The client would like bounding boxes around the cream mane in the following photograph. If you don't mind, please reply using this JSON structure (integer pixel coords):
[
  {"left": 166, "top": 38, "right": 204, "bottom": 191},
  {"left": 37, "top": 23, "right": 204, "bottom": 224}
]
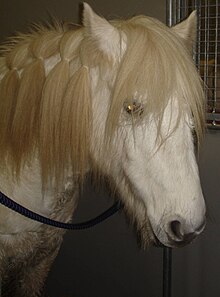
[{"left": 0, "top": 14, "right": 205, "bottom": 186}]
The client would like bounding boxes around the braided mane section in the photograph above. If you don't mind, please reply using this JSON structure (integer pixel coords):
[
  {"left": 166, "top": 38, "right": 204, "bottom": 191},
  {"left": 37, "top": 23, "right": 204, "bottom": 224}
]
[{"left": 0, "top": 24, "right": 92, "bottom": 186}]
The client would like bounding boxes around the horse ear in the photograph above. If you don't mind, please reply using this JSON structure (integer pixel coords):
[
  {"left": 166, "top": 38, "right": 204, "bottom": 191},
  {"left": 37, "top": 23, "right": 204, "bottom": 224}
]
[
  {"left": 172, "top": 11, "right": 197, "bottom": 52},
  {"left": 83, "top": 2, "right": 120, "bottom": 58}
]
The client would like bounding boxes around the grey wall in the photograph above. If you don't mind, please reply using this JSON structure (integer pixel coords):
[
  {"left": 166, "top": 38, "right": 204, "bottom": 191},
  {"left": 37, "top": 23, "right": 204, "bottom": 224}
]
[
  {"left": 0, "top": 1, "right": 220, "bottom": 297},
  {"left": 0, "top": 0, "right": 165, "bottom": 41}
]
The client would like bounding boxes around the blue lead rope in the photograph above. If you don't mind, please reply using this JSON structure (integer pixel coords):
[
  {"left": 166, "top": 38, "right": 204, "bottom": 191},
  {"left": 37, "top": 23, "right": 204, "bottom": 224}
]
[{"left": 0, "top": 191, "right": 122, "bottom": 230}]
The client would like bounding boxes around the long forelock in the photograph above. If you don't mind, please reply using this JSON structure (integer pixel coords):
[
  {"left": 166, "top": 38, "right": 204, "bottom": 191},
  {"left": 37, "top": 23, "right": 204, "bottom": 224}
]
[{"left": 106, "top": 16, "right": 205, "bottom": 145}]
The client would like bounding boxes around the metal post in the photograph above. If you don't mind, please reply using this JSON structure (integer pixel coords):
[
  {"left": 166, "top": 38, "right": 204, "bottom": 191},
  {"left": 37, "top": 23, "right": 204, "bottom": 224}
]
[
  {"left": 165, "top": 4, "right": 174, "bottom": 293},
  {"left": 163, "top": 247, "right": 172, "bottom": 297},
  {"left": 166, "top": 0, "right": 173, "bottom": 26}
]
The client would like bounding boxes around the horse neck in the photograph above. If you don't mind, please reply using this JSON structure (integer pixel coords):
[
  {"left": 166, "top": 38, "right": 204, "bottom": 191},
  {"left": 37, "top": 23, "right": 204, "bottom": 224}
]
[{"left": 0, "top": 157, "right": 79, "bottom": 215}]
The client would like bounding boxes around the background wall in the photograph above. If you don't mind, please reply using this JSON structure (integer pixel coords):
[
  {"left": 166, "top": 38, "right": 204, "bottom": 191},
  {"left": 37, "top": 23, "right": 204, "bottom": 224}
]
[
  {"left": 0, "top": 1, "right": 220, "bottom": 297},
  {"left": 0, "top": 0, "right": 165, "bottom": 41}
]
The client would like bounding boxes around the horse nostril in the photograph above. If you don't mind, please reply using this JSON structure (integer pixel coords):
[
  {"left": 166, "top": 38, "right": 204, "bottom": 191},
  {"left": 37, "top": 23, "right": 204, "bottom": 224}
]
[
  {"left": 170, "top": 220, "right": 184, "bottom": 241},
  {"left": 169, "top": 219, "right": 199, "bottom": 245}
]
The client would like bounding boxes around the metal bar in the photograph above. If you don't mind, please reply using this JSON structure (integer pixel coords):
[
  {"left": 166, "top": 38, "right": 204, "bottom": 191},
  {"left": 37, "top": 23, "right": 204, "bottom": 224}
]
[
  {"left": 168, "top": 0, "right": 220, "bottom": 128},
  {"left": 213, "top": 0, "right": 219, "bottom": 110},
  {"left": 207, "top": 112, "right": 220, "bottom": 121},
  {"left": 163, "top": 247, "right": 172, "bottom": 297},
  {"left": 166, "top": 0, "right": 173, "bottom": 26}
]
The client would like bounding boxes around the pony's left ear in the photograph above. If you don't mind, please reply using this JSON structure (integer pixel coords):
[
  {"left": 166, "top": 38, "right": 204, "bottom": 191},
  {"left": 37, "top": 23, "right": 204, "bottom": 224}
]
[
  {"left": 83, "top": 2, "right": 120, "bottom": 59},
  {"left": 171, "top": 11, "right": 197, "bottom": 51}
]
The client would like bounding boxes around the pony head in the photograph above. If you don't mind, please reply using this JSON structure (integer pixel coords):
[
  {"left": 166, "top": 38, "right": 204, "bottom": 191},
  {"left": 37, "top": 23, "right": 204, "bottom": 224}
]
[
  {"left": 82, "top": 4, "right": 206, "bottom": 247},
  {"left": 0, "top": 3, "right": 206, "bottom": 247}
]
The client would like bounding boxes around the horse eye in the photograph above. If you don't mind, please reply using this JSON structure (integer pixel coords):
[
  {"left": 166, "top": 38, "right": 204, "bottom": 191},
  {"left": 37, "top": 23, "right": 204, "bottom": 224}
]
[{"left": 124, "top": 101, "right": 144, "bottom": 115}]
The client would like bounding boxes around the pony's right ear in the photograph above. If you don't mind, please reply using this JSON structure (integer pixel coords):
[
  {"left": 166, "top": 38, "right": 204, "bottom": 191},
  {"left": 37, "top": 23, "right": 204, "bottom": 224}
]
[
  {"left": 82, "top": 2, "right": 121, "bottom": 59},
  {"left": 171, "top": 11, "right": 197, "bottom": 52}
]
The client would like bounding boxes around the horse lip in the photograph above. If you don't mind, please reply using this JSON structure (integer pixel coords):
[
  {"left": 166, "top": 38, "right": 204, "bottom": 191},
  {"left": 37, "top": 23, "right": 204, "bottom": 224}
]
[
  {"left": 153, "top": 228, "right": 201, "bottom": 248},
  {"left": 165, "top": 231, "right": 197, "bottom": 248}
]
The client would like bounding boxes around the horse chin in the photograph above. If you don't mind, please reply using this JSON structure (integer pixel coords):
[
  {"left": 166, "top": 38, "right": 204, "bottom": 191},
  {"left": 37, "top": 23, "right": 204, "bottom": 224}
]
[
  {"left": 149, "top": 227, "right": 166, "bottom": 248},
  {"left": 152, "top": 236, "right": 166, "bottom": 248},
  {"left": 137, "top": 218, "right": 166, "bottom": 248},
  {"left": 152, "top": 230, "right": 199, "bottom": 248}
]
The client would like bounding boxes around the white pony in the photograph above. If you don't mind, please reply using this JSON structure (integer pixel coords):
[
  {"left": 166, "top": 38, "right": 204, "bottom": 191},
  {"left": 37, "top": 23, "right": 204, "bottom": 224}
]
[{"left": 0, "top": 3, "right": 206, "bottom": 296}]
